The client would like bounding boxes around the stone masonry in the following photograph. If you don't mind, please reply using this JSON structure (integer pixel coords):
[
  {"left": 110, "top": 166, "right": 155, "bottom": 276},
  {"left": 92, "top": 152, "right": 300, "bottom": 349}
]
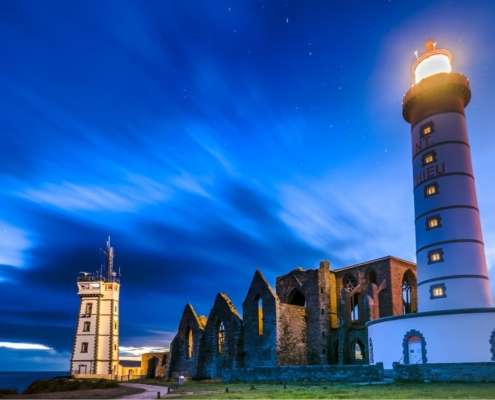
[{"left": 168, "top": 256, "right": 416, "bottom": 379}]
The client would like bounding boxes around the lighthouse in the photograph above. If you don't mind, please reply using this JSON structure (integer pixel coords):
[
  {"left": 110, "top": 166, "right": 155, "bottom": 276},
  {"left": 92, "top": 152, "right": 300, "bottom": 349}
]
[
  {"left": 367, "top": 40, "right": 495, "bottom": 368},
  {"left": 70, "top": 237, "right": 120, "bottom": 378},
  {"left": 403, "top": 40, "right": 493, "bottom": 312}
]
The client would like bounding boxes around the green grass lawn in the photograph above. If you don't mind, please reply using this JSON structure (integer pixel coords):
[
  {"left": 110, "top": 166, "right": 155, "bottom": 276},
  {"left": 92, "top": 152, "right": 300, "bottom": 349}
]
[{"left": 156, "top": 380, "right": 495, "bottom": 399}]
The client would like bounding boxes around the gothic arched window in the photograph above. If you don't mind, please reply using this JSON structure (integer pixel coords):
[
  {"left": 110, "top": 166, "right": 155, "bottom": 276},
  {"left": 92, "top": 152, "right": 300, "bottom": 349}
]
[
  {"left": 255, "top": 295, "right": 264, "bottom": 336},
  {"left": 217, "top": 321, "right": 225, "bottom": 354},
  {"left": 344, "top": 274, "right": 359, "bottom": 321},
  {"left": 402, "top": 270, "right": 417, "bottom": 314},
  {"left": 185, "top": 327, "right": 193, "bottom": 359},
  {"left": 287, "top": 288, "right": 306, "bottom": 307}
]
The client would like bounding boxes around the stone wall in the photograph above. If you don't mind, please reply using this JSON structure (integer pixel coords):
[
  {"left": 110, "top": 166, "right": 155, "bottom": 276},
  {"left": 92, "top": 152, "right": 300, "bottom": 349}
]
[
  {"left": 276, "top": 265, "right": 327, "bottom": 364},
  {"left": 222, "top": 364, "right": 384, "bottom": 383},
  {"left": 277, "top": 303, "right": 307, "bottom": 365},
  {"left": 167, "top": 256, "right": 417, "bottom": 379},
  {"left": 393, "top": 362, "right": 495, "bottom": 382},
  {"left": 197, "top": 293, "right": 243, "bottom": 379},
  {"left": 168, "top": 304, "right": 205, "bottom": 378},
  {"left": 242, "top": 271, "right": 278, "bottom": 368}
]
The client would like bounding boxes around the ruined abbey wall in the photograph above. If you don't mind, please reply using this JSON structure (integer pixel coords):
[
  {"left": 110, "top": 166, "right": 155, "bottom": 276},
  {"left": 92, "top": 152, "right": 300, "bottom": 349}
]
[{"left": 168, "top": 256, "right": 417, "bottom": 380}]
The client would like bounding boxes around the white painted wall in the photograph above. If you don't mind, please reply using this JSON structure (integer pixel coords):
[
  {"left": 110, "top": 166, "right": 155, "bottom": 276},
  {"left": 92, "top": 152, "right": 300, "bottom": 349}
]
[
  {"left": 411, "top": 111, "right": 492, "bottom": 311},
  {"left": 368, "top": 311, "right": 495, "bottom": 369}
]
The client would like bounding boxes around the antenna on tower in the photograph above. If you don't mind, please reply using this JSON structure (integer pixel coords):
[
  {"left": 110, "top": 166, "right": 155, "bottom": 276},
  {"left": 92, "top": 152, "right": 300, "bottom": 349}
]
[{"left": 105, "top": 235, "right": 114, "bottom": 281}]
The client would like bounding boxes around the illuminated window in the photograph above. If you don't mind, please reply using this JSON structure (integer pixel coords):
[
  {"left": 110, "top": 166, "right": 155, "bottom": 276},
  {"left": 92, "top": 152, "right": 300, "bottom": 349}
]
[
  {"left": 81, "top": 342, "right": 88, "bottom": 353},
  {"left": 420, "top": 122, "right": 434, "bottom": 137},
  {"left": 424, "top": 183, "right": 439, "bottom": 197},
  {"left": 186, "top": 327, "right": 193, "bottom": 359},
  {"left": 85, "top": 303, "right": 93, "bottom": 316},
  {"left": 426, "top": 215, "right": 441, "bottom": 230},
  {"left": 217, "top": 322, "right": 225, "bottom": 354},
  {"left": 256, "top": 296, "right": 264, "bottom": 336},
  {"left": 430, "top": 284, "right": 446, "bottom": 299},
  {"left": 83, "top": 321, "right": 90, "bottom": 332},
  {"left": 428, "top": 249, "right": 444, "bottom": 264},
  {"left": 422, "top": 151, "right": 436, "bottom": 166}
]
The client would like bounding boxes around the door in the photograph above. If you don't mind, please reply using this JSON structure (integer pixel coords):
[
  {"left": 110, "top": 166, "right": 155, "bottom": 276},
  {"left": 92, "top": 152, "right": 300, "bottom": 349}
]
[
  {"left": 408, "top": 336, "right": 423, "bottom": 364},
  {"left": 79, "top": 365, "right": 87, "bottom": 374}
]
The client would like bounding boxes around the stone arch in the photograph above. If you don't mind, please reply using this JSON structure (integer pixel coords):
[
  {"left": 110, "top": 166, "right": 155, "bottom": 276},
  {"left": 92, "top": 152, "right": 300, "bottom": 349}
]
[
  {"left": 402, "top": 270, "right": 418, "bottom": 314},
  {"left": 350, "top": 339, "right": 365, "bottom": 364},
  {"left": 147, "top": 356, "right": 159, "bottom": 378},
  {"left": 287, "top": 288, "right": 306, "bottom": 306},
  {"left": 402, "top": 329, "right": 427, "bottom": 364}
]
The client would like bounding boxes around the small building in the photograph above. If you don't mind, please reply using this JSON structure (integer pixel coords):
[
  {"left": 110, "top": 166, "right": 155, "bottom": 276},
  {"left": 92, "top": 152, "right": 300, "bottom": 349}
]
[
  {"left": 117, "top": 352, "right": 169, "bottom": 381},
  {"left": 117, "top": 360, "right": 142, "bottom": 381}
]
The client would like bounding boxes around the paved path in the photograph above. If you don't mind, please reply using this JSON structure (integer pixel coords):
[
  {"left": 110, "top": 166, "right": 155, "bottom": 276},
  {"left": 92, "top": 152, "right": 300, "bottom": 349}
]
[{"left": 120, "top": 383, "right": 168, "bottom": 399}]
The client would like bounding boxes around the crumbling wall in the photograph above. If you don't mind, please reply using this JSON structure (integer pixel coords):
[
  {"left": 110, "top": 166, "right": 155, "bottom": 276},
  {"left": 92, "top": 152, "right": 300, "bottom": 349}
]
[
  {"left": 277, "top": 303, "right": 307, "bottom": 365},
  {"left": 242, "top": 271, "right": 278, "bottom": 368},
  {"left": 197, "top": 293, "right": 243, "bottom": 379},
  {"left": 168, "top": 304, "right": 205, "bottom": 378}
]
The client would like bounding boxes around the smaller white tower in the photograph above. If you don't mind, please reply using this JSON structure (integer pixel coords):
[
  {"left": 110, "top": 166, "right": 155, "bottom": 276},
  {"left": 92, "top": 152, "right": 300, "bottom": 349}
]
[{"left": 70, "top": 237, "right": 120, "bottom": 378}]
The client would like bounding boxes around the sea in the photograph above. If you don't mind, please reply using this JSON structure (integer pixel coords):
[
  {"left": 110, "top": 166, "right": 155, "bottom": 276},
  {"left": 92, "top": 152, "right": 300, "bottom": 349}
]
[{"left": 0, "top": 371, "right": 68, "bottom": 393}]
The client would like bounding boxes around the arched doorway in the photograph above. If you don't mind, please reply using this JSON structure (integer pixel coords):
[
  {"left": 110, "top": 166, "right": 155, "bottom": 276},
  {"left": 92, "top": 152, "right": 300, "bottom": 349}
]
[
  {"left": 402, "top": 330, "right": 427, "bottom": 364},
  {"left": 287, "top": 288, "right": 306, "bottom": 306},
  {"left": 351, "top": 340, "right": 365, "bottom": 364},
  {"left": 147, "top": 356, "right": 159, "bottom": 378}
]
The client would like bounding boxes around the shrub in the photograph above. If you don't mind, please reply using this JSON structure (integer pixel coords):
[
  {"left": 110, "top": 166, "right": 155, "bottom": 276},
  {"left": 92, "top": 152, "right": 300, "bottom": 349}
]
[
  {"left": 0, "top": 388, "right": 18, "bottom": 396},
  {"left": 24, "top": 378, "right": 118, "bottom": 394}
]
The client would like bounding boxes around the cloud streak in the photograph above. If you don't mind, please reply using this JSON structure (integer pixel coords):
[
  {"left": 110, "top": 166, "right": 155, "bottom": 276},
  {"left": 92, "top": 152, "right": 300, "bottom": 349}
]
[{"left": 0, "top": 342, "right": 53, "bottom": 351}]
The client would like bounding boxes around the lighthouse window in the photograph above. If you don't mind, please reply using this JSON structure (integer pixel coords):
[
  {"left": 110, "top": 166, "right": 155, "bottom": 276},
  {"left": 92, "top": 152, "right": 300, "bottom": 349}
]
[
  {"left": 421, "top": 122, "right": 434, "bottom": 137},
  {"left": 422, "top": 151, "right": 436, "bottom": 166},
  {"left": 428, "top": 249, "right": 444, "bottom": 264},
  {"left": 83, "top": 321, "right": 90, "bottom": 332},
  {"left": 424, "top": 183, "right": 439, "bottom": 197},
  {"left": 426, "top": 215, "right": 441, "bottom": 230},
  {"left": 84, "top": 303, "right": 93, "bottom": 316},
  {"left": 430, "top": 284, "right": 446, "bottom": 299},
  {"left": 81, "top": 342, "right": 88, "bottom": 353}
]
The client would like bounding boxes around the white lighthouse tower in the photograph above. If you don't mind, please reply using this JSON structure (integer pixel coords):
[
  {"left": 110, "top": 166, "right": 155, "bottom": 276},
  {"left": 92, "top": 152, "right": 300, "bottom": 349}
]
[
  {"left": 406, "top": 40, "right": 493, "bottom": 311},
  {"left": 70, "top": 237, "right": 120, "bottom": 378},
  {"left": 368, "top": 40, "right": 495, "bottom": 368}
]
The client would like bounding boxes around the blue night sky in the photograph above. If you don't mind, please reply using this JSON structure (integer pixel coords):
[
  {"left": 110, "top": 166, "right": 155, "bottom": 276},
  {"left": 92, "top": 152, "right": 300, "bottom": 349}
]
[{"left": 2, "top": 0, "right": 495, "bottom": 371}]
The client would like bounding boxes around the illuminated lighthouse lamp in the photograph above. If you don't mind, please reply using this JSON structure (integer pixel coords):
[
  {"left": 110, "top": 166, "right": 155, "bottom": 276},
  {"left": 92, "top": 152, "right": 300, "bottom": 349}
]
[{"left": 413, "top": 40, "right": 452, "bottom": 84}]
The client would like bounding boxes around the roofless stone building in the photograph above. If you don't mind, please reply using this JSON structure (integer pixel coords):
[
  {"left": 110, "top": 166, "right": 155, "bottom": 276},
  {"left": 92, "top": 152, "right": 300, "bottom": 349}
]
[{"left": 168, "top": 256, "right": 416, "bottom": 379}]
